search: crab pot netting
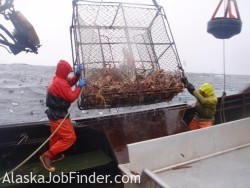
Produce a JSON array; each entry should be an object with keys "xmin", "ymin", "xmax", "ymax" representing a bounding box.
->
[{"xmin": 71, "ymin": 1, "xmax": 185, "ymax": 109}]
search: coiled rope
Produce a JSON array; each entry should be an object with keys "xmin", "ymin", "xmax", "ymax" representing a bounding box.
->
[{"xmin": 0, "ymin": 0, "xmax": 103, "ymax": 181}]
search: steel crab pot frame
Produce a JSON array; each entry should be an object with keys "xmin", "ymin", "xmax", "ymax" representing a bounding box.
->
[{"xmin": 70, "ymin": 0, "xmax": 186, "ymax": 110}]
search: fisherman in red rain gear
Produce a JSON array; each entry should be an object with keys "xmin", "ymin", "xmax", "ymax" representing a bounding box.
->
[{"xmin": 39, "ymin": 60, "xmax": 86, "ymax": 172}]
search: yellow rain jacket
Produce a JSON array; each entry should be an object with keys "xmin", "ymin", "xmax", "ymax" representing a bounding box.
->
[{"xmin": 193, "ymin": 83, "xmax": 218, "ymax": 121}]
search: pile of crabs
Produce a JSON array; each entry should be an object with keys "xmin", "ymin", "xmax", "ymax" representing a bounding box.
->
[{"xmin": 81, "ymin": 68, "xmax": 184, "ymax": 109}]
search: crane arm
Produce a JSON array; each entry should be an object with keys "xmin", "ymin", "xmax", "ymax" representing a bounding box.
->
[{"xmin": 0, "ymin": 0, "xmax": 40, "ymax": 55}]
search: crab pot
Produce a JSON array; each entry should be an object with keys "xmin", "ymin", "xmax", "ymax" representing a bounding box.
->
[
  {"xmin": 71, "ymin": 1, "xmax": 185, "ymax": 109},
  {"xmin": 207, "ymin": 18, "xmax": 242, "ymax": 39}
]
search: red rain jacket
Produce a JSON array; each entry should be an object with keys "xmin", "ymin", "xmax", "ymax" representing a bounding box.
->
[{"xmin": 45, "ymin": 60, "xmax": 81, "ymax": 121}]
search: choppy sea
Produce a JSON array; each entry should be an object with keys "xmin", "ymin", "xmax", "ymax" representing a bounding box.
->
[{"xmin": 1, "ymin": 64, "xmax": 250, "ymax": 125}]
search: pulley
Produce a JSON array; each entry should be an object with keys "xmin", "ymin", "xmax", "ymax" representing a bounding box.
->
[{"xmin": 207, "ymin": 0, "xmax": 242, "ymax": 39}]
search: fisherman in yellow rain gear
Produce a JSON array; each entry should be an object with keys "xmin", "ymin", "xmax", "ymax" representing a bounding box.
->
[{"xmin": 185, "ymin": 82, "xmax": 218, "ymax": 130}]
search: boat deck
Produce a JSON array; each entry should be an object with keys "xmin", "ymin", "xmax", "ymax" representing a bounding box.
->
[
  {"xmin": 0, "ymin": 150, "xmax": 112, "ymax": 187},
  {"xmin": 157, "ymin": 145, "xmax": 250, "ymax": 188},
  {"xmin": 119, "ymin": 117, "xmax": 250, "ymax": 188}
]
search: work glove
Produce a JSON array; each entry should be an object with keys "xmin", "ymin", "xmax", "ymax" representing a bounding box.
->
[
  {"xmin": 78, "ymin": 78, "xmax": 86, "ymax": 88},
  {"xmin": 181, "ymin": 77, "xmax": 188, "ymax": 87},
  {"xmin": 75, "ymin": 64, "xmax": 84, "ymax": 76},
  {"xmin": 187, "ymin": 83, "xmax": 195, "ymax": 95}
]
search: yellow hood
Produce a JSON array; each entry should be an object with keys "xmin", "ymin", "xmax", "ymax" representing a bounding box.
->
[{"xmin": 199, "ymin": 83, "xmax": 214, "ymax": 97}]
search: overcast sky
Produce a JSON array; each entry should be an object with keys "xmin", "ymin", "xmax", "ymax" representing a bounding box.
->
[{"xmin": 1, "ymin": 0, "xmax": 249, "ymax": 75}]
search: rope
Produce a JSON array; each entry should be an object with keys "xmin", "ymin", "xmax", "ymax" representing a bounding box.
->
[
  {"xmin": 0, "ymin": 0, "xmax": 103, "ymax": 181},
  {"xmin": 0, "ymin": 102, "xmax": 76, "ymax": 181},
  {"xmin": 222, "ymin": 39, "xmax": 226, "ymax": 94},
  {"xmin": 220, "ymin": 30, "xmax": 227, "ymax": 123},
  {"xmin": 218, "ymin": 0, "xmax": 227, "ymax": 123}
]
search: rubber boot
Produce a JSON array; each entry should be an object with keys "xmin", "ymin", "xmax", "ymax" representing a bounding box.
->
[{"xmin": 39, "ymin": 154, "xmax": 56, "ymax": 172}]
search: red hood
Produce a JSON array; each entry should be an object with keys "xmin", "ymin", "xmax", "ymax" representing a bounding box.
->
[{"xmin": 55, "ymin": 60, "xmax": 72, "ymax": 79}]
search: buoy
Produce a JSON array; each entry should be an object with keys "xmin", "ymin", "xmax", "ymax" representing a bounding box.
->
[
  {"xmin": 207, "ymin": 0, "xmax": 242, "ymax": 39},
  {"xmin": 208, "ymin": 18, "xmax": 242, "ymax": 39}
]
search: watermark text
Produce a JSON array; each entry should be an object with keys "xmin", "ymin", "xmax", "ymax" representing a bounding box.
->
[{"xmin": 1, "ymin": 172, "xmax": 140, "ymax": 184}]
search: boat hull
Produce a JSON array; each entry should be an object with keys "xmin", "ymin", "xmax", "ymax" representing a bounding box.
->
[{"xmin": 0, "ymin": 92, "xmax": 250, "ymax": 186}]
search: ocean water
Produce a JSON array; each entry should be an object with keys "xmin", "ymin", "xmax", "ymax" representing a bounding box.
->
[{"xmin": 0, "ymin": 64, "xmax": 250, "ymax": 125}]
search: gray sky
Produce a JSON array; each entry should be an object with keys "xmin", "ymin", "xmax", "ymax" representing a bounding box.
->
[{"xmin": 1, "ymin": 0, "xmax": 250, "ymax": 75}]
